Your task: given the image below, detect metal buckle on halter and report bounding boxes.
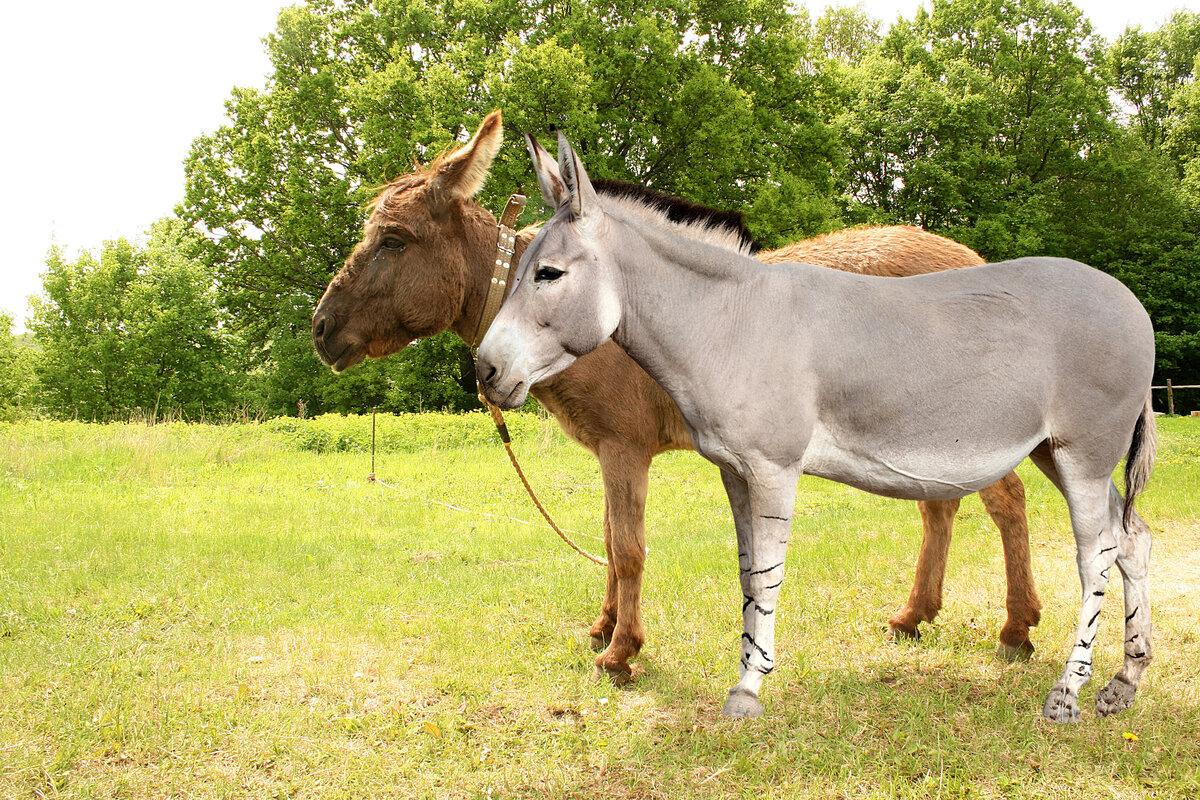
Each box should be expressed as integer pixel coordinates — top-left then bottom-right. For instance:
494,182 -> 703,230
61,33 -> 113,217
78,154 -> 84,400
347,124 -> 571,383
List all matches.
497,228 -> 516,256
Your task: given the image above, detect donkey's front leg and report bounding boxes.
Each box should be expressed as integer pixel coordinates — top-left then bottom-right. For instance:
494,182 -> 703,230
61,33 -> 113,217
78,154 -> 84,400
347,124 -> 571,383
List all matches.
591,446 -> 652,685
720,468 -> 800,719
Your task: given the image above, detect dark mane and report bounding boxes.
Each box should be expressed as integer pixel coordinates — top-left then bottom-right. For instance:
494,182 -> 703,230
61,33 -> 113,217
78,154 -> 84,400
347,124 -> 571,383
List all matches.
591,178 -> 762,254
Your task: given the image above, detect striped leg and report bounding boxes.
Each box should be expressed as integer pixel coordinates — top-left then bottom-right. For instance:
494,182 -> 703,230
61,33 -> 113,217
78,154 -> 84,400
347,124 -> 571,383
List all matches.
1096,497 -> 1153,716
720,470 -> 756,682
1043,477 -> 1121,723
720,468 -> 799,718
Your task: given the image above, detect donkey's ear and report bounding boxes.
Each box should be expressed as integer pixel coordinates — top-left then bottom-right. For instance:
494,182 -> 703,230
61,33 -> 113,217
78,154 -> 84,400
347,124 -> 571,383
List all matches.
556,131 -> 599,223
525,133 -> 568,210
429,110 -> 503,209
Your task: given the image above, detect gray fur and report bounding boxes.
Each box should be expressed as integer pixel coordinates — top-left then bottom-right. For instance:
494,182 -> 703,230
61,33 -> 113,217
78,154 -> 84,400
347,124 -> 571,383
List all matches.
479,134 -> 1157,721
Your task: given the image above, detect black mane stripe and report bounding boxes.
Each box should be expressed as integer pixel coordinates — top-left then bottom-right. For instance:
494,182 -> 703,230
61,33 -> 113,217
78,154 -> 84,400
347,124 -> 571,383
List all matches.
591,178 -> 761,254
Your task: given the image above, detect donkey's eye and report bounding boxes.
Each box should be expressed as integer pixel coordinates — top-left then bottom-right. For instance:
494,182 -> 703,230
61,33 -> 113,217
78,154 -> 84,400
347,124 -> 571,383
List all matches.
380,236 -> 406,252
535,265 -> 564,283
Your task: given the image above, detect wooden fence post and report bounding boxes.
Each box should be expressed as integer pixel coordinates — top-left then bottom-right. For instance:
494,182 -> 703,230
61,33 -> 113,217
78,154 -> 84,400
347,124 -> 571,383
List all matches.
1167,379 -> 1175,416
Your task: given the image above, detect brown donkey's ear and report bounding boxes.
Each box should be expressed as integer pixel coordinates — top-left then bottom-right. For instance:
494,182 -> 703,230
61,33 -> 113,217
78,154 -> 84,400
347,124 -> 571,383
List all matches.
429,110 -> 504,210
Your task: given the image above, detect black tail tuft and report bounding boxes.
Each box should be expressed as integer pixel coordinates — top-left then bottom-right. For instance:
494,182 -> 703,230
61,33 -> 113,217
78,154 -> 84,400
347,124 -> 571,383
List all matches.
1123,394 -> 1157,531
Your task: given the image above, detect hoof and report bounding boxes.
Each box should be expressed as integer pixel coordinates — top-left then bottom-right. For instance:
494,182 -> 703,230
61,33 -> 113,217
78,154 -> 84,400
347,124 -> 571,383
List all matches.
593,665 -> 633,687
996,639 -> 1035,662
589,634 -> 609,652
888,621 -> 921,641
594,656 -> 633,687
1095,676 -> 1137,717
1042,685 -> 1082,723
721,688 -> 763,719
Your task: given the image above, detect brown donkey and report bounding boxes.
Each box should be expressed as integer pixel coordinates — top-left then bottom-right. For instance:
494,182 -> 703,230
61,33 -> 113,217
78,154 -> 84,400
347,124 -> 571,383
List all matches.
312,111 -> 1042,681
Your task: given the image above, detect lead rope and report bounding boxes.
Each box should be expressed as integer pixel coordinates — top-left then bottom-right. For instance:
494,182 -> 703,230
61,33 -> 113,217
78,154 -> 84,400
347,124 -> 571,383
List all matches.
477,391 -> 608,567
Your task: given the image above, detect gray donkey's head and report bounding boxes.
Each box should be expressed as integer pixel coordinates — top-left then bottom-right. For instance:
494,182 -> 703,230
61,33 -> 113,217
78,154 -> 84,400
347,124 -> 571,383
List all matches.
477,133 -> 622,408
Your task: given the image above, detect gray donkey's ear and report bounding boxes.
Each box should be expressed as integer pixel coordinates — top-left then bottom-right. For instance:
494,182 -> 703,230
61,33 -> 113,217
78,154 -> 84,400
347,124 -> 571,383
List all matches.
556,131 -> 599,224
525,133 -> 567,209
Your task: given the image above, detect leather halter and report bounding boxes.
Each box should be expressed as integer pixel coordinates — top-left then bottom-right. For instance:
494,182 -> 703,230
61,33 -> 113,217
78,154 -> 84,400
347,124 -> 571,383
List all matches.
468,193 -> 527,348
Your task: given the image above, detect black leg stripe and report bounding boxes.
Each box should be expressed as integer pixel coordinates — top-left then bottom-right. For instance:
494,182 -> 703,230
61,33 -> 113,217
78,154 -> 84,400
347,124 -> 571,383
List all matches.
740,633 -> 772,661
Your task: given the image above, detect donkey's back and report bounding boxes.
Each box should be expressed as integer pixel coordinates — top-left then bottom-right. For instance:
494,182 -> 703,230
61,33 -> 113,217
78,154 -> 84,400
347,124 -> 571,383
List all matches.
773,257 -> 1154,499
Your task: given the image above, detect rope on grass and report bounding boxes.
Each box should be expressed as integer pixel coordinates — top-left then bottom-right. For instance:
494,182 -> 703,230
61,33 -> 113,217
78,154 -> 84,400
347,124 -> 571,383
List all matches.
479,397 -> 608,566
366,408 -> 608,567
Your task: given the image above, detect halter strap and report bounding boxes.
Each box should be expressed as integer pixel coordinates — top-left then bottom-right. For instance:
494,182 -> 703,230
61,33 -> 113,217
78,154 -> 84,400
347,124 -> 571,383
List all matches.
468,193 -> 527,348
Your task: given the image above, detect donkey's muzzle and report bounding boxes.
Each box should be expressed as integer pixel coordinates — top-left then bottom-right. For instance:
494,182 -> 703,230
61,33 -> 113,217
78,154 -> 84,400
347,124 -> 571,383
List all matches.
476,354 -> 527,409
311,311 -> 336,362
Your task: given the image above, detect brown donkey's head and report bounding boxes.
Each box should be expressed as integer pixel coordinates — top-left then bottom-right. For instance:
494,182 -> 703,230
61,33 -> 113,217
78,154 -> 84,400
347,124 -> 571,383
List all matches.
313,111 -> 504,372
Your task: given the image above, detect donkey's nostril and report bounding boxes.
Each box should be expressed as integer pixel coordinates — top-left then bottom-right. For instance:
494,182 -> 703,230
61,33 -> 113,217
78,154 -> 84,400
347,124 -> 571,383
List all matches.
476,358 -> 499,388
313,315 -> 328,340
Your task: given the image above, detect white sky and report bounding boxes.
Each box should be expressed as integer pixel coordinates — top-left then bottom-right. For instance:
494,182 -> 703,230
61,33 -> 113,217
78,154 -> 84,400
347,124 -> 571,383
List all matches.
2,0 -> 1197,332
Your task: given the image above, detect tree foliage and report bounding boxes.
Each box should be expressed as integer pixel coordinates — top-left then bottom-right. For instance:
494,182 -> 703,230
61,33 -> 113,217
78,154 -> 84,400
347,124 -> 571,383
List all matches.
29,221 -> 237,420
0,313 -> 38,421
20,0 -> 1200,420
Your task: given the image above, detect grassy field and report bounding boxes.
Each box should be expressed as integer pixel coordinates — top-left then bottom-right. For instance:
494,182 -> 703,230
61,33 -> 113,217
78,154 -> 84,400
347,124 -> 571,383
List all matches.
1,414 -> 1198,799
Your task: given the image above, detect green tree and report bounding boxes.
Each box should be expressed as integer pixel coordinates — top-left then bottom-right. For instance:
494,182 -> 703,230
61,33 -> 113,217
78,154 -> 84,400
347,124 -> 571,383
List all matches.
836,0 -> 1117,258
181,0 -> 842,415
1163,54 -> 1200,211
29,220 -> 236,420
1108,12 -> 1200,151
0,312 -> 38,420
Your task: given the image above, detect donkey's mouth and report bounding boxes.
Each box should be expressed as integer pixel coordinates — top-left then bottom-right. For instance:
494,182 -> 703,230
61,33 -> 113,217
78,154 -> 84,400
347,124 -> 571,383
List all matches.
314,333 -> 365,373
331,346 -> 367,373
482,379 -> 528,410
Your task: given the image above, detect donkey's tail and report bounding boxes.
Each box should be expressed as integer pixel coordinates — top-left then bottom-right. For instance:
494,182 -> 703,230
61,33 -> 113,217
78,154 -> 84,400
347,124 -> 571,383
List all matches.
1123,393 -> 1157,531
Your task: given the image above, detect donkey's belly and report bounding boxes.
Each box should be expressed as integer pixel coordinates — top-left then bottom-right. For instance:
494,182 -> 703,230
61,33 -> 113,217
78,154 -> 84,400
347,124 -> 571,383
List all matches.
800,423 -> 1041,501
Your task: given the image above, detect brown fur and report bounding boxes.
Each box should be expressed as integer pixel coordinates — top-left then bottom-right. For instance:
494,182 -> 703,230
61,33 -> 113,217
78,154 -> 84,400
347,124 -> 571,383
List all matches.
313,113 -> 1042,679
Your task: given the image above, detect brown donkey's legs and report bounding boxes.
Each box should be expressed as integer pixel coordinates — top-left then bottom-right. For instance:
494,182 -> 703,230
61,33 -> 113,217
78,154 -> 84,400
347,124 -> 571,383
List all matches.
889,498 -> 958,638
888,472 -> 1040,658
588,506 -> 620,650
978,471 -> 1041,660
590,446 -> 651,684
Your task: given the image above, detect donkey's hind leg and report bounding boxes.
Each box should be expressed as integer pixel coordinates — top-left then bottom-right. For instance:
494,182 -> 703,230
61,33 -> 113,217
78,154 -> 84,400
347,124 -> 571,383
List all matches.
591,445 -> 651,685
1037,467 -> 1122,723
1096,493 -> 1153,717
979,472 -> 1042,661
888,498 -> 958,639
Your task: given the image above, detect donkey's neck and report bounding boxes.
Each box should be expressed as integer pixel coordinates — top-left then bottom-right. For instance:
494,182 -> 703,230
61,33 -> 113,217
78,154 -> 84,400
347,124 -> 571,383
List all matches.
447,202 -> 531,345
607,208 -> 773,429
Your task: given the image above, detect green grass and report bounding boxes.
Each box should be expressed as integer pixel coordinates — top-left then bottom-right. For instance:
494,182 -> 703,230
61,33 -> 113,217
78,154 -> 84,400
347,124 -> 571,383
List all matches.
1,415 -> 1198,798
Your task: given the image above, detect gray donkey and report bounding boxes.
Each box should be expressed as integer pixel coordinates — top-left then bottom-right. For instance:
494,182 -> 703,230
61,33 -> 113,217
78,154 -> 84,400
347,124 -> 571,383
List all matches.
477,133 -> 1157,722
